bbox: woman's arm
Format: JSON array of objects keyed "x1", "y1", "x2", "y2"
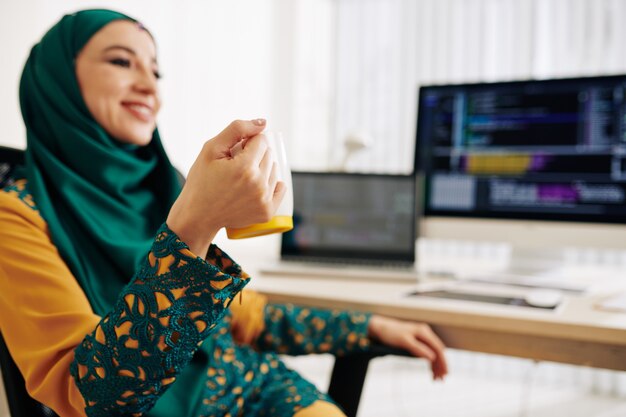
[
  {"x1": 255, "y1": 303, "x2": 372, "y2": 356},
  {"x1": 228, "y1": 291, "x2": 371, "y2": 356},
  {"x1": 71, "y1": 118, "x2": 283, "y2": 414},
  {"x1": 0, "y1": 192, "x2": 248, "y2": 417},
  {"x1": 254, "y1": 305, "x2": 447, "y2": 379},
  {"x1": 0, "y1": 118, "x2": 285, "y2": 416},
  {"x1": 0, "y1": 191, "x2": 99, "y2": 417},
  {"x1": 70, "y1": 224, "x2": 248, "y2": 416},
  {"x1": 228, "y1": 290, "x2": 448, "y2": 380}
]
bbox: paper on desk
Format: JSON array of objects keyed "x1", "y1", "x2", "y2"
[{"x1": 595, "y1": 292, "x2": 626, "y2": 313}]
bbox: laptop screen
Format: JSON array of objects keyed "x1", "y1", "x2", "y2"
[{"x1": 281, "y1": 172, "x2": 417, "y2": 263}]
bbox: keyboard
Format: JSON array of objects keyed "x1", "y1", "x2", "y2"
[{"x1": 260, "y1": 258, "x2": 420, "y2": 282}]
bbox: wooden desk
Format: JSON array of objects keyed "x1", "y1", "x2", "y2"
[
  {"x1": 252, "y1": 274, "x2": 626, "y2": 371},
  {"x1": 212, "y1": 233, "x2": 625, "y2": 371}
]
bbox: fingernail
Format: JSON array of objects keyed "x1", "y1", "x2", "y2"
[{"x1": 253, "y1": 118, "x2": 266, "y2": 126}]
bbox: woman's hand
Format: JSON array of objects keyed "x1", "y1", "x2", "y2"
[
  {"x1": 167, "y1": 119, "x2": 286, "y2": 256},
  {"x1": 367, "y1": 315, "x2": 448, "y2": 380}
]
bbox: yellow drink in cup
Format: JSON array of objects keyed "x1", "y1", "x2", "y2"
[{"x1": 226, "y1": 132, "x2": 294, "y2": 239}]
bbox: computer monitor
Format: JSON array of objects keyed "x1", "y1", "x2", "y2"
[
  {"x1": 415, "y1": 75, "x2": 626, "y2": 254},
  {"x1": 281, "y1": 172, "x2": 417, "y2": 264}
]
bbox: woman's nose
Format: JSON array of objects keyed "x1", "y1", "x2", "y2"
[{"x1": 134, "y1": 66, "x2": 158, "y2": 94}]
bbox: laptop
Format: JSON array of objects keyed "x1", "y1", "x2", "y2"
[{"x1": 260, "y1": 171, "x2": 420, "y2": 282}]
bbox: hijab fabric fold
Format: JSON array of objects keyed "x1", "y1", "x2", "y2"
[
  {"x1": 17, "y1": 10, "x2": 203, "y2": 415},
  {"x1": 19, "y1": 9, "x2": 182, "y2": 314}
]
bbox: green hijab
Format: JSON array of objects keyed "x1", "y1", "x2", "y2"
[{"x1": 19, "y1": 9, "x2": 208, "y2": 416}]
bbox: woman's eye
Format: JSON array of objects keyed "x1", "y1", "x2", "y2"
[{"x1": 109, "y1": 58, "x2": 131, "y2": 68}]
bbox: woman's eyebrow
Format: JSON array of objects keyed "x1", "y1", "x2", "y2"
[{"x1": 102, "y1": 45, "x2": 158, "y2": 64}]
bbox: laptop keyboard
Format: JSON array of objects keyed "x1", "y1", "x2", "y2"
[{"x1": 260, "y1": 257, "x2": 419, "y2": 282}]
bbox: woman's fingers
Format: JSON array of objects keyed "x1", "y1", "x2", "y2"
[
  {"x1": 210, "y1": 119, "x2": 266, "y2": 159},
  {"x1": 413, "y1": 325, "x2": 448, "y2": 376},
  {"x1": 432, "y1": 355, "x2": 447, "y2": 380},
  {"x1": 417, "y1": 324, "x2": 446, "y2": 353},
  {"x1": 367, "y1": 316, "x2": 449, "y2": 381},
  {"x1": 258, "y1": 145, "x2": 273, "y2": 181},
  {"x1": 237, "y1": 133, "x2": 268, "y2": 167},
  {"x1": 403, "y1": 336, "x2": 437, "y2": 362},
  {"x1": 406, "y1": 334, "x2": 448, "y2": 380},
  {"x1": 229, "y1": 140, "x2": 244, "y2": 158},
  {"x1": 267, "y1": 162, "x2": 278, "y2": 189},
  {"x1": 272, "y1": 181, "x2": 287, "y2": 209},
  {"x1": 239, "y1": 134, "x2": 285, "y2": 210},
  {"x1": 216, "y1": 119, "x2": 266, "y2": 150}
]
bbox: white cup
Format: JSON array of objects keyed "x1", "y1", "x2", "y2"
[{"x1": 226, "y1": 132, "x2": 294, "y2": 239}]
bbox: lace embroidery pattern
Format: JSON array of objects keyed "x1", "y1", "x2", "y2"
[
  {"x1": 256, "y1": 304, "x2": 371, "y2": 357},
  {"x1": 195, "y1": 319, "x2": 329, "y2": 417},
  {"x1": 70, "y1": 224, "x2": 249, "y2": 417},
  {"x1": 193, "y1": 305, "x2": 371, "y2": 416},
  {"x1": 2, "y1": 178, "x2": 39, "y2": 212}
]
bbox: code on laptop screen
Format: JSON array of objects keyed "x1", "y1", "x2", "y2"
[{"x1": 281, "y1": 172, "x2": 416, "y2": 263}]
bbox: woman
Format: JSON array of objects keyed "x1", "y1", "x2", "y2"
[{"x1": 0, "y1": 9, "x2": 447, "y2": 417}]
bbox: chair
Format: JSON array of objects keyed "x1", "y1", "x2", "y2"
[
  {"x1": 327, "y1": 344, "x2": 410, "y2": 417},
  {"x1": 0, "y1": 146, "x2": 410, "y2": 417},
  {"x1": 0, "y1": 146, "x2": 24, "y2": 188}
]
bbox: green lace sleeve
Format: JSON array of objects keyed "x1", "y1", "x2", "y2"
[
  {"x1": 70, "y1": 224, "x2": 248, "y2": 417},
  {"x1": 255, "y1": 304, "x2": 372, "y2": 356}
]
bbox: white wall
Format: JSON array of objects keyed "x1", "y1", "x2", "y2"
[{"x1": 0, "y1": 0, "x2": 288, "y2": 175}]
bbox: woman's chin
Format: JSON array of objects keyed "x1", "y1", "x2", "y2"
[{"x1": 113, "y1": 131, "x2": 154, "y2": 147}]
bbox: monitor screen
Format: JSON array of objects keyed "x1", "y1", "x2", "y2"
[
  {"x1": 281, "y1": 172, "x2": 416, "y2": 262},
  {"x1": 416, "y1": 75, "x2": 626, "y2": 224}
]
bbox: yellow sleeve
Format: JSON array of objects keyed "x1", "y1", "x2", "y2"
[
  {"x1": 229, "y1": 289, "x2": 268, "y2": 345},
  {"x1": 0, "y1": 191, "x2": 100, "y2": 417}
]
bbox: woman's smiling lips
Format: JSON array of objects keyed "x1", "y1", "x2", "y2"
[{"x1": 122, "y1": 101, "x2": 154, "y2": 122}]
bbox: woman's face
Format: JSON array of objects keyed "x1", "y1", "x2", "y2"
[{"x1": 75, "y1": 20, "x2": 161, "y2": 146}]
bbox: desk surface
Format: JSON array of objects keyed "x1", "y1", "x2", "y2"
[
  {"x1": 212, "y1": 232, "x2": 625, "y2": 371},
  {"x1": 251, "y1": 273, "x2": 626, "y2": 371}
]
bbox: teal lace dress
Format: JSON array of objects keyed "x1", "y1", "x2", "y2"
[
  {"x1": 1, "y1": 178, "x2": 372, "y2": 417},
  {"x1": 2, "y1": 179, "x2": 373, "y2": 417},
  {"x1": 68, "y1": 224, "x2": 372, "y2": 417}
]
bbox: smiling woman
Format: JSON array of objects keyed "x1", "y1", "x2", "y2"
[
  {"x1": 75, "y1": 20, "x2": 161, "y2": 146},
  {"x1": 0, "y1": 8, "x2": 448, "y2": 417}
]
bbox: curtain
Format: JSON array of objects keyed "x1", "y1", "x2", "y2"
[{"x1": 288, "y1": 0, "x2": 626, "y2": 174}]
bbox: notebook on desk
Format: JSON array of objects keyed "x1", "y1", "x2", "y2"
[{"x1": 260, "y1": 171, "x2": 420, "y2": 281}]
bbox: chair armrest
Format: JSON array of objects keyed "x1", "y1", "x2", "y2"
[
  {"x1": 327, "y1": 344, "x2": 411, "y2": 417},
  {"x1": 0, "y1": 146, "x2": 25, "y2": 188}
]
